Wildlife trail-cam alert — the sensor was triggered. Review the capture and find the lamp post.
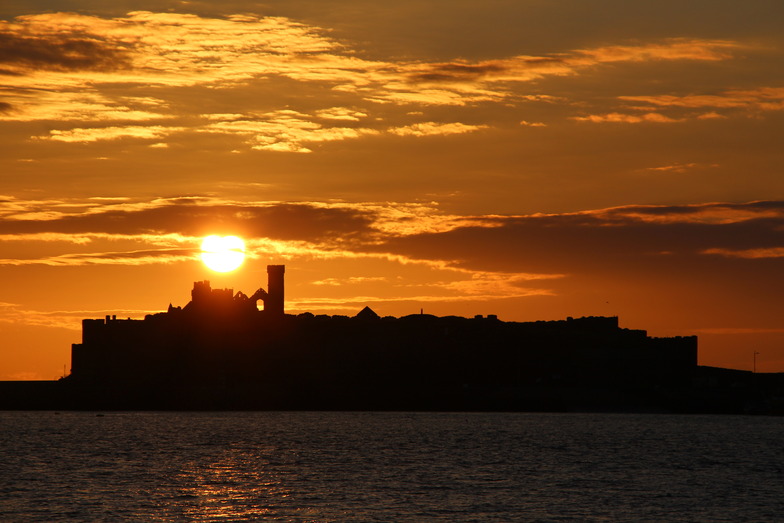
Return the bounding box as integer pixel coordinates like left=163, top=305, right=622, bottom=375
left=753, top=351, right=760, bottom=373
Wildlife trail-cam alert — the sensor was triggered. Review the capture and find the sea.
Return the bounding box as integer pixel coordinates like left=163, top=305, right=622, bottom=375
left=1, top=411, right=783, bottom=522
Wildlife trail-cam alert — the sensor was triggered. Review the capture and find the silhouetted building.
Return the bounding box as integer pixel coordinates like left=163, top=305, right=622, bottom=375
left=63, top=264, right=704, bottom=410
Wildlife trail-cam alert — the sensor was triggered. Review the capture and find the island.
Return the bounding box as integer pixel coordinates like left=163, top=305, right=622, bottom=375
left=2, top=265, right=783, bottom=413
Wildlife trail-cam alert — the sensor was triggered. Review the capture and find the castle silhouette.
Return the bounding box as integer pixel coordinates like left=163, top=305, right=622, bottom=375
left=58, top=264, right=705, bottom=411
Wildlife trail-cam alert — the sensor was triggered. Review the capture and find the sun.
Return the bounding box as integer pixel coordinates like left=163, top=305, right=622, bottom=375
left=200, top=235, right=245, bottom=272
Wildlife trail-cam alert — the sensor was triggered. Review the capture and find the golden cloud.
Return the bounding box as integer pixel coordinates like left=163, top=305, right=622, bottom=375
left=37, top=125, right=185, bottom=142
left=0, top=91, right=168, bottom=122
left=404, top=39, right=741, bottom=87
left=642, top=162, right=719, bottom=174
left=620, top=87, right=784, bottom=111
left=571, top=112, right=679, bottom=123
left=388, top=122, right=488, bottom=137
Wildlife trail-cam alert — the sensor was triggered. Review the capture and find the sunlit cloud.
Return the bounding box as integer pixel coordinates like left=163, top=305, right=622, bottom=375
left=200, top=111, right=379, bottom=153
left=0, top=248, right=197, bottom=267
left=589, top=201, right=784, bottom=225
left=641, top=162, right=719, bottom=174
left=575, top=39, right=739, bottom=63
left=571, top=112, right=679, bottom=123
left=0, top=90, right=168, bottom=122
left=0, top=232, right=95, bottom=244
left=36, top=125, right=185, bottom=142
left=405, top=39, right=739, bottom=86
left=441, top=272, right=564, bottom=296
left=702, top=247, right=784, bottom=259
left=312, top=276, right=389, bottom=286
left=620, top=87, right=784, bottom=112
left=388, top=121, right=488, bottom=137
left=314, top=107, right=368, bottom=121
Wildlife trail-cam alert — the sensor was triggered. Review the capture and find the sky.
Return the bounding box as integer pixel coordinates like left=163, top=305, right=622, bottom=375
left=1, top=0, right=783, bottom=379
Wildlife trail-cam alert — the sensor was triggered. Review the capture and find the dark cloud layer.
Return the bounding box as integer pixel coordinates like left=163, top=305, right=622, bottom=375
left=373, top=201, right=784, bottom=276
left=0, top=32, right=131, bottom=72
left=0, top=201, right=377, bottom=242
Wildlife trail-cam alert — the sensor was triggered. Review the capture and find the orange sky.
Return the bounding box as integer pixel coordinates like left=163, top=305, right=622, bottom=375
left=2, top=1, right=784, bottom=379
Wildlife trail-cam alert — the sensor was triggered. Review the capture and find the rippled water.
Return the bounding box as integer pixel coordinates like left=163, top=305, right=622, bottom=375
left=1, top=411, right=783, bottom=521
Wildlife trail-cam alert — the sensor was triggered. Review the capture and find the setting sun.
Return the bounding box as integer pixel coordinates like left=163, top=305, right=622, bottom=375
left=201, top=235, right=246, bottom=272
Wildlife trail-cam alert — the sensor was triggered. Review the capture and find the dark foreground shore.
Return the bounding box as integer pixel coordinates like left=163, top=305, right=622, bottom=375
left=2, top=366, right=783, bottom=414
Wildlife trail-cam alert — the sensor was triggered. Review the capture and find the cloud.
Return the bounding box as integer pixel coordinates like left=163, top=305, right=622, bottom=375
left=641, top=162, right=719, bottom=174
left=198, top=111, right=486, bottom=151
left=575, top=39, right=738, bottom=63
left=0, top=31, right=131, bottom=74
left=0, top=197, right=379, bottom=242
left=314, top=107, right=368, bottom=121
left=388, top=121, right=488, bottom=137
left=620, top=87, right=784, bottom=112
left=0, top=91, right=169, bottom=122
left=0, top=248, right=196, bottom=267
left=403, top=39, right=741, bottom=86
left=37, top=125, right=185, bottom=142
left=579, top=87, right=784, bottom=124
left=367, top=201, right=784, bottom=278
left=702, top=247, right=784, bottom=259
left=571, top=112, right=679, bottom=123
left=198, top=110, right=380, bottom=152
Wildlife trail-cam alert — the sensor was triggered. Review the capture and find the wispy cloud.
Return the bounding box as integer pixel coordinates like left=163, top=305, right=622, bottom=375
left=571, top=86, right=784, bottom=125
left=388, top=121, right=487, bottom=137
left=0, top=248, right=196, bottom=267
left=201, top=111, right=379, bottom=153
left=408, top=39, right=739, bottom=82
left=620, top=87, right=784, bottom=112
left=37, top=125, right=185, bottom=142
left=641, top=162, right=719, bottom=174
left=702, top=247, right=784, bottom=259
left=0, top=301, right=154, bottom=330
left=572, top=112, right=679, bottom=123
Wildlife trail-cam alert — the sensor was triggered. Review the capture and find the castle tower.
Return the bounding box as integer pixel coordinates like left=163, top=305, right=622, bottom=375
left=266, top=265, right=285, bottom=315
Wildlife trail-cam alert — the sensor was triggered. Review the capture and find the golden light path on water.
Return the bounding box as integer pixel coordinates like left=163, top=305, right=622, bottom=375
left=200, top=235, right=246, bottom=272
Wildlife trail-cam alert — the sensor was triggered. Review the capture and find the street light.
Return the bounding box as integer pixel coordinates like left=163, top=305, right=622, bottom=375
left=753, top=351, right=760, bottom=373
